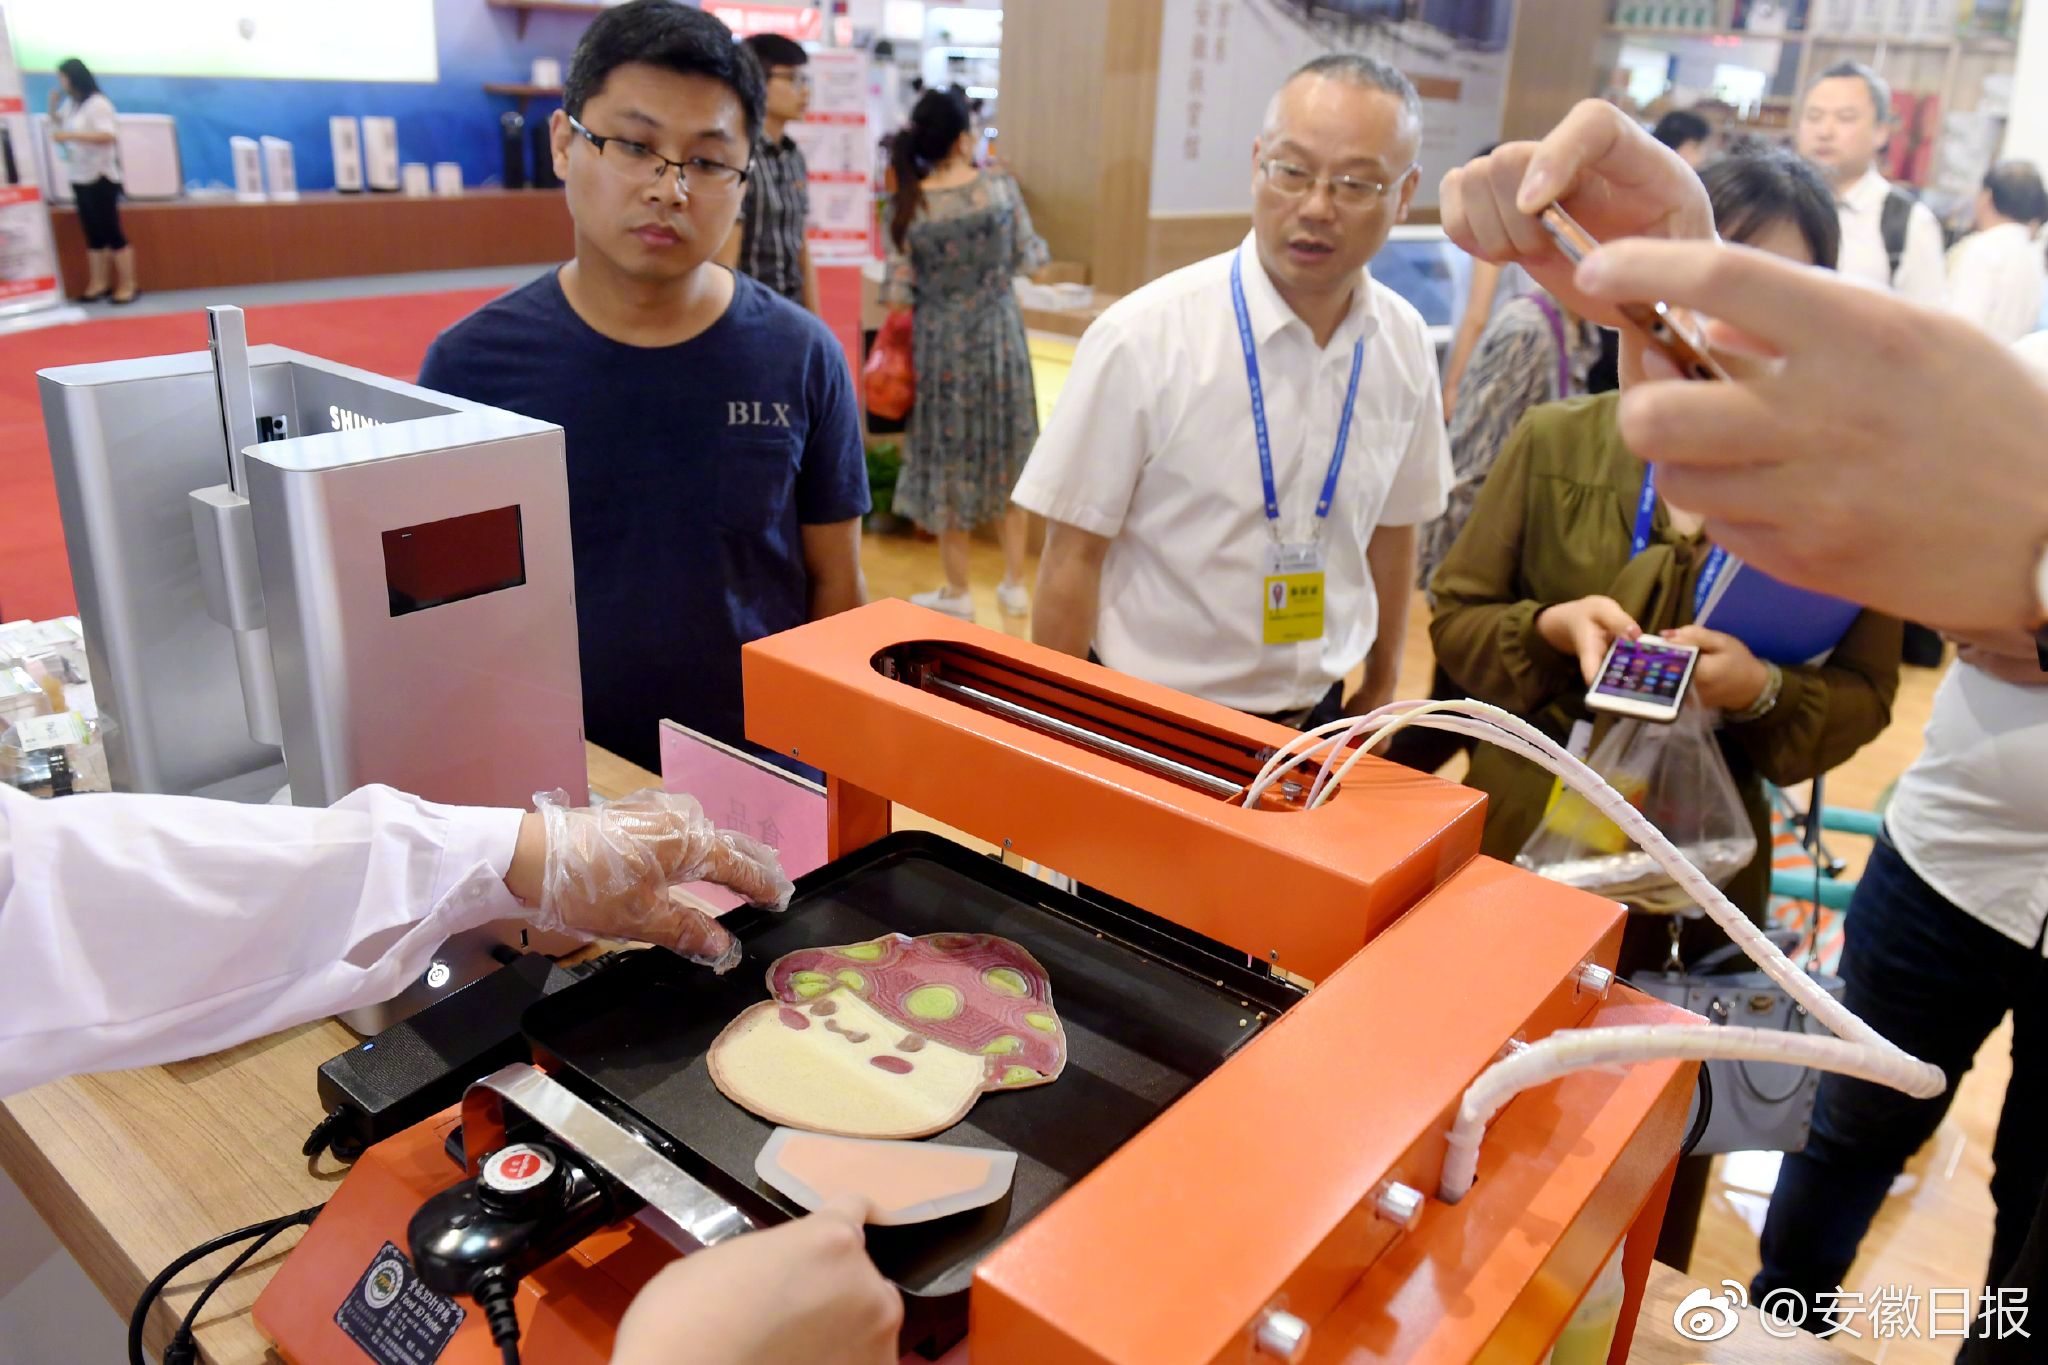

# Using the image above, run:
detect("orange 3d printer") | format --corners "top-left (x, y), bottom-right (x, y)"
top-left (255, 600), bottom-right (1698, 1364)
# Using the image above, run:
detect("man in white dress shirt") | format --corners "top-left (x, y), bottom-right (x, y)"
top-left (1948, 160), bottom-right (2047, 344)
top-left (1016, 54), bottom-right (1451, 728)
top-left (1795, 60), bottom-right (1946, 307)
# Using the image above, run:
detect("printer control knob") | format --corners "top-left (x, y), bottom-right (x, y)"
top-left (479, 1143), bottom-right (559, 1215)
top-left (1254, 1308), bottom-right (1311, 1361)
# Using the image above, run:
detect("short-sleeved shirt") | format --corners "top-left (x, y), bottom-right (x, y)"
top-left (417, 268), bottom-right (869, 770)
top-left (1011, 234), bottom-right (1452, 714)
top-left (736, 135), bottom-right (809, 304)
top-left (1947, 220), bottom-right (2046, 345)
top-left (1835, 167), bottom-right (1946, 307)
top-left (57, 93), bottom-right (121, 184)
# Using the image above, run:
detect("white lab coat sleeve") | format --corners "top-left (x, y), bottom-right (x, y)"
top-left (0, 783), bottom-right (527, 1097)
top-left (1896, 202), bottom-right (1949, 309)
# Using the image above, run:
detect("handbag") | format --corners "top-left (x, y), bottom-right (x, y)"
top-left (1630, 926), bottom-right (1846, 1155)
top-left (864, 309), bottom-right (916, 422)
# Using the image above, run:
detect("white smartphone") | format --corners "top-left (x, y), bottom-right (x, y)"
top-left (1585, 633), bottom-right (1700, 724)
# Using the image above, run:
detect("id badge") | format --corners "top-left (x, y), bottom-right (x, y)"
top-left (1262, 541), bottom-right (1327, 645)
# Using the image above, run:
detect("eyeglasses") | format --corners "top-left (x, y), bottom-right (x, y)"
top-left (1260, 157), bottom-right (1414, 209)
top-left (768, 68), bottom-right (814, 91)
top-left (567, 114), bottom-right (750, 194)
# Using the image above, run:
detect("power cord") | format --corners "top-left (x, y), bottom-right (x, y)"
top-left (1679, 1059), bottom-right (1715, 1159)
top-left (129, 1203), bottom-right (324, 1365)
top-left (301, 1105), bottom-right (350, 1159)
top-left (471, 1270), bottom-right (525, 1365)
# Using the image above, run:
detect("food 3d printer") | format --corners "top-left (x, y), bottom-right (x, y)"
top-left (255, 600), bottom-right (1709, 1363)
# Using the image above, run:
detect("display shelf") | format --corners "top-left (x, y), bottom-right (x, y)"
top-left (486, 0), bottom-right (607, 40)
top-left (1805, 31), bottom-right (1961, 48)
top-left (1603, 24), bottom-right (1807, 39)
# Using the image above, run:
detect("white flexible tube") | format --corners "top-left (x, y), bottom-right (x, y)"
top-left (1438, 1023), bottom-right (1944, 1201)
top-left (1242, 713), bottom-right (1372, 806)
top-left (1312, 700), bottom-right (1894, 1053)
top-left (1261, 696), bottom-right (1947, 1201)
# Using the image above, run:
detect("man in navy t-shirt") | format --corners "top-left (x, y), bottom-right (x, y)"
top-left (418, 1), bottom-right (868, 772)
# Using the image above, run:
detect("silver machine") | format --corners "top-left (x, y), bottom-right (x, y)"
top-left (39, 307), bottom-right (588, 1031)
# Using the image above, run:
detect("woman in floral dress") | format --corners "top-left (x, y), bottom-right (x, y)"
top-left (882, 88), bottom-right (1049, 620)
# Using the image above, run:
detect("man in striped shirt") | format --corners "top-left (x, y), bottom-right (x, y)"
top-left (719, 32), bottom-right (820, 313)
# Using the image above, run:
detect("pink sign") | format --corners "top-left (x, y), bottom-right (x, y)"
top-left (658, 720), bottom-right (829, 913)
top-left (709, 4), bottom-right (822, 39)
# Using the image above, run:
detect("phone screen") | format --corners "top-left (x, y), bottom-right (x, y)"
top-left (1592, 638), bottom-right (1694, 708)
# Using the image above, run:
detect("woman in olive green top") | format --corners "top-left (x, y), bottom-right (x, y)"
top-left (1429, 148), bottom-right (1902, 973)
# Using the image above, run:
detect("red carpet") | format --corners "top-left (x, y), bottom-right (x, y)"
top-left (0, 289), bottom-right (505, 623)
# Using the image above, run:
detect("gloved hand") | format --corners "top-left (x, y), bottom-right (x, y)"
top-left (530, 788), bottom-right (794, 972)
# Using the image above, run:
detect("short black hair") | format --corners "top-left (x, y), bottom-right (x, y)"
top-left (742, 33), bottom-right (808, 70)
top-left (1701, 145), bottom-right (1841, 270)
top-left (57, 58), bottom-right (100, 101)
top-left (1652, 109), bottom-right (1712, 151)
top-left (564, 0), bottom-right (764, 146)
top-left (1807, 60), bottom-right (1891, 125)
top-left (1284, 52), bottom-right (1420, 125)
top-left (1984, 159), bottom-right (2048, 226)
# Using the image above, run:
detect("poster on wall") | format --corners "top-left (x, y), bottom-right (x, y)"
top-left (788, 49), bottom-right (875, 265)
top-left (1151, 0), bottom-right (1518, 217)
top-left (0, 6), bottom-right (65, 320)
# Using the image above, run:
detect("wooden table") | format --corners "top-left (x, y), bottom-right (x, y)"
top-left (0, 742), bottom-right (654, 1365)
top-left (49, 189), bottom-right (574, 299)
top-left (0, 744), bottom-right (1852, 1365)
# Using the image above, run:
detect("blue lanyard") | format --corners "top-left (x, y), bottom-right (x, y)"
top-left (1633, 466), bottom-right (1729, 617)
top-left (1231, 253), bottom-right (1365, 533)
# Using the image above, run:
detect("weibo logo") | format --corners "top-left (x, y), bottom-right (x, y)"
top-left (1672, 1282), bottom-right (1746, 1343)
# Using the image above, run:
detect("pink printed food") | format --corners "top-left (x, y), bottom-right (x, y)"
top-left (706, 932), bottom-right (1067, 1139)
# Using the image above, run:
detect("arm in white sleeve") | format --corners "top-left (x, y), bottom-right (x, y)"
top-left (1009, 318), bottom-right (1156, 537)
top-left (0, 783), bottom-right (526, 1097)
top-left (1896, 203), bottom-right (1949, 309)
top-left (1946, 236), bottom-right (1997, 333)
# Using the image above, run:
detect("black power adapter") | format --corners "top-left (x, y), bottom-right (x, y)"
top-left (305, 952), bottom-right (591, 1161)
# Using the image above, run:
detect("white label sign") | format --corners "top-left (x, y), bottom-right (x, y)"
top-left (788, 49), bottom-right (874, 264)
top-left (0, 6), bottom-right (64, 316)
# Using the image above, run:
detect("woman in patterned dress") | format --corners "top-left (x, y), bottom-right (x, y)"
top-left (882, 88), bottom-right (1049, 620)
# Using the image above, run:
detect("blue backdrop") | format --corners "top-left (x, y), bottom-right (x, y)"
top-left (22, 0), bottom-right (610, 192)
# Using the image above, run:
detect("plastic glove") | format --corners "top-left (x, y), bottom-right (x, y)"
top-left (531, 788), bottom-right (794, 972)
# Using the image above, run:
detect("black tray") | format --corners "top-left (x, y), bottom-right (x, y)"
top-left (520, 831), bottom-right (1301, 1352)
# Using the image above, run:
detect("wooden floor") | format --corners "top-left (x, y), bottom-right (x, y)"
top-left (860, 527), bottom-right (2005, 1363)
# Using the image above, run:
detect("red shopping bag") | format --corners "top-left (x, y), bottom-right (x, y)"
top-left (864, 309), bottom-right (915, 422)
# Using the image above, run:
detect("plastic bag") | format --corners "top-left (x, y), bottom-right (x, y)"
top-left (864, 309), bottom-right (916, 422)
top-left (1515, 702), bottom-right (1755, 911)
top-left (1, 709), bottom-right (111, 798)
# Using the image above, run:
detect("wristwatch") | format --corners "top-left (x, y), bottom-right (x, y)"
top-left (1728, 660), bottom-right (1784, 724)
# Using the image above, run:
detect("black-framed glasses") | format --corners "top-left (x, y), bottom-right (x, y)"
top-left (768, 67), bottom-right (814, 91)
top-left (566, 114), bottom-right (750, 193)
top-left (1260, 157), bottom-right (1415, 209)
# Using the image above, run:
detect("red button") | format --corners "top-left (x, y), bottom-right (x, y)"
top-left (498, 1151), bottom-right (542, 1182)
